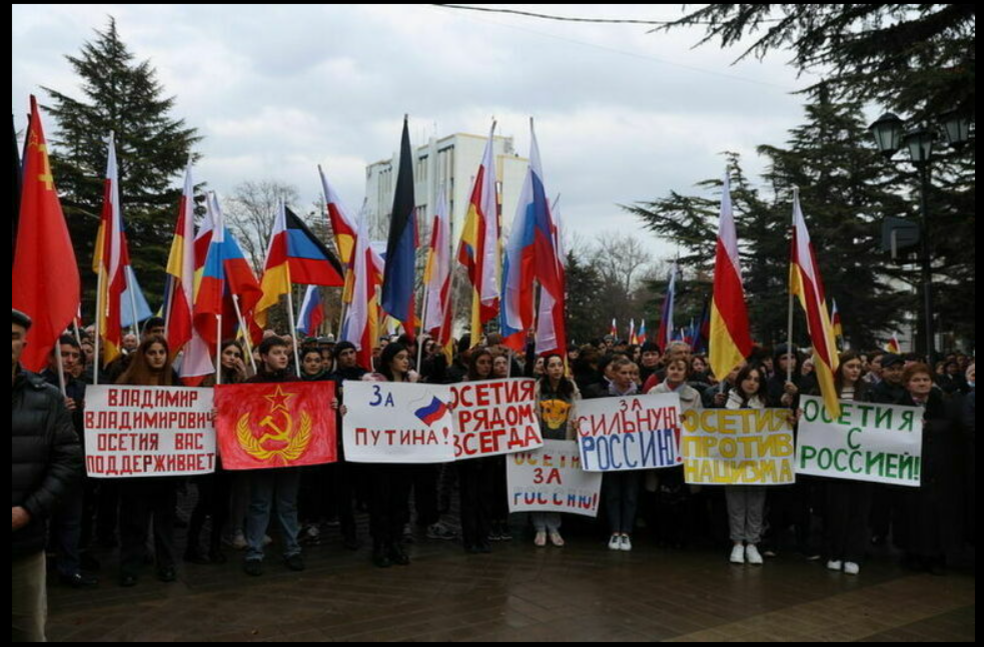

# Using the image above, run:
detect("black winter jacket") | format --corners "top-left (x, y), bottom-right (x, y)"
top-left (12, 366), bottom-right (83, 559)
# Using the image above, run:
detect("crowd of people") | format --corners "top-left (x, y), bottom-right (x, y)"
top-left (13, 308), bottom-right (976, 641)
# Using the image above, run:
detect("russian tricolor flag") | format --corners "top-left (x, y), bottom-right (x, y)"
top-left (195, 193), bottom-right (263, 345)
top-left (415, 396), bottom-right (449, 427)
top-left (296, 285), bottom-right (324, 337)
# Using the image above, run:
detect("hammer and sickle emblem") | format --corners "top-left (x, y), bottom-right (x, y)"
top-left (257, 410), bottom-right (293, 445)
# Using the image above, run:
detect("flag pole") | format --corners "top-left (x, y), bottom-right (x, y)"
top-left (286, 285), bottom-right (302, 378)
top-left (786, 187), bottom-right (798, 385)
top-left (93, 268), bottom-right (105, 385)
top-left (231, 293), bottom-right (257, 373)
top-left (54, 340), bottom-right (67, 396)
top-left (215, 314), bottom-right (222, 386)
top-left (126, 267), bottom-right (141, 338)
top-left (72, 315), bottom-right (84, 351)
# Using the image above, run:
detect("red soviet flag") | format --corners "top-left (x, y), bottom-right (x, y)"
top-left (214, 381), bottom-right (337, 470)
top-left (12, 96), bottom-right (81, 371)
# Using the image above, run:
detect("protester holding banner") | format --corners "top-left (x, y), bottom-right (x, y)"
top-left (242, 336), bottom-right (305, 577)
top-left (457, 348), bottom-right (497, 554)
top-left (298, 346), bottom-right (333, 545)
top-left (586, 356), bottom-right (643, 552)
top-left (362, 342), bottom-right (416, 567)
top-left (41, 336), bottom-right (99, 588)
top-left (898, 363), bottom-right (963, 576)
top-left (114, 335), bottom-right (181, 587)
top-left (764, 343), bottom-right (822, 561)
top-left (868, 353), bottom-right (906, 547)
top-left (649, 356), bottom-right (703, 548)
top-left (329, 341), bottom-right (366, 551)
top-left (187, 340), bottom-right (247, 566)
top-left (821, 352), bottom-right (872, 575)
top-left (13, 309), bottom-right (83, 641)
top-left (531, 353), bottom-right (581, 547)
top-left (722, 364), bottom-right (768, 565)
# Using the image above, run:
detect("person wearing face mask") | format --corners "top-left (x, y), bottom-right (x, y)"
top-left (115, 336), bottom-right (181, 587)
top-left (897, 363), bottom-right (963, 576)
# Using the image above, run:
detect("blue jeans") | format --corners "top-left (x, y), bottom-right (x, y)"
top-left (245, 468), bottom-right (301, 561)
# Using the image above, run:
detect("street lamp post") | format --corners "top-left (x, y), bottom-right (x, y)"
top-left (868, 110), bottom-right (971, 364)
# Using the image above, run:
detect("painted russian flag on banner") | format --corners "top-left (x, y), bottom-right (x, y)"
top-left (415, 396), bottom-right (449, 427)
top-left (296, 285), bottom-right (324, 337)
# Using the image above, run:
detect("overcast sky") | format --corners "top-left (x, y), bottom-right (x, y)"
top-left (12, 4), bottom-right (822, 260)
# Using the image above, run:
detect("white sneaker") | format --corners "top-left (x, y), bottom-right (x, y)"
top-left (549, 532), bottom-right (565, 547)
top-left (608, 535), bottom-right (621, 550)
top-left (826, 559), bottom-right (843, 571)
top-left (843, 561), bottom-right (860, 575)
top-left (746, 544), bottom-right (763, 565)
top-left (534, 531), bottom-right (547, 547)
top-left (730, 544), bottom-right (745, 564)
top-left (619, 535), bottom-right (632, 551)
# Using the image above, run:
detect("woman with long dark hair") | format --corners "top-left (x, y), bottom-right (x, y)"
top-left (458, 347), bottom-right (497, 553)
top-left (362, 342), bottom-right (416, 567)
top-left (116, 336), bottom-right (179, 587)
top-left (531, 353), bottom-right (580, 547)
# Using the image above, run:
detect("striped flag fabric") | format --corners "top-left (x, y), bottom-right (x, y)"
top-left (656, 262), bottom-right (678, 352)
top-left (165, 164), bottom-right (214, 384)
top-left (296, 285), bottom-right (324, 337)
top-left (708, 171), bottom-right (752, 381)
top-left (380, 116), bottom-right (418, 341)
top-left (458, 122), bottom-right (499, 345)
top-left (790, 190), bottom-right (841, 419)
top-left (423, 186), bottom-right (453, 360)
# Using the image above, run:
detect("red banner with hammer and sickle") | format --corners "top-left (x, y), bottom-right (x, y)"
top-left (214, 381), bottom-right (337, 470)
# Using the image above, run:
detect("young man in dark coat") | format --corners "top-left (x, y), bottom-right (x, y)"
top-left (12, 309), bottom-right (83, 642)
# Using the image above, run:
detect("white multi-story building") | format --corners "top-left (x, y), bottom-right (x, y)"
top-left (365, 132), bottom-right (529, 245)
